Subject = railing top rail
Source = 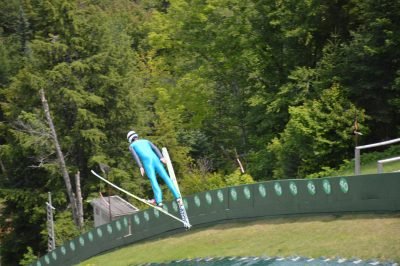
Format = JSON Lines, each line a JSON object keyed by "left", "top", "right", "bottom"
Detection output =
{"left": 377, "top": 156, "right": 400, "bottom": 164}
{"left": 356, "top": 138, "right": 400, "bottom": 150}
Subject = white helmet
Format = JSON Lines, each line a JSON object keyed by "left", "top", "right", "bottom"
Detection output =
{"left": 127, "top": 130, "right": 138, "bottom": 143}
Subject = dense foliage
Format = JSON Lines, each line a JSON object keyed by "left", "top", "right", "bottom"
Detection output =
{"left": 0, "top": 0, "right": 399, "bottom": 264}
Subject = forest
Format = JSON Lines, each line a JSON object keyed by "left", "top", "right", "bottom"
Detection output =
{"left": 0, "top": 0, "right": 399, "bottom": 264}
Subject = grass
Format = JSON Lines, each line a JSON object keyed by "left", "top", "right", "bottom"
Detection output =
{"left": 80, "top": 213, "right": 400, "bottom": 265}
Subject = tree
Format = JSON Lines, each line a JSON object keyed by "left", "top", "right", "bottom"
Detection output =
{"left": 334, "top": 0, "right": 400, "bottom": 141}
{"left": 268, "top": 84, "right": 366, "bottom": 178}
{"left": 0, "top": 0, "right": 153, "bottom": 262}
{"left": 147, "top": 0, "right": 261, "bottom": 173}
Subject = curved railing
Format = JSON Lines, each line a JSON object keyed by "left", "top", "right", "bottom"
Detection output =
{"left": 31, "top": 172, "right": 400, "bottom": 266}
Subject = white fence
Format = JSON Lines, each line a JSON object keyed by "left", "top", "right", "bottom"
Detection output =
{"left": 354, "top": 138, "right": 400, "bottom": 175}
{"left": 377, "top": 156, "right": 400, "bottom": 173}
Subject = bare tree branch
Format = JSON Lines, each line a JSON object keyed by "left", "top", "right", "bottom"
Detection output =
{"left": 13, "top": 119, "right": 52, "bottom": 139}
{"left": 197, "top": 157, "right": 213, "bottom": 176}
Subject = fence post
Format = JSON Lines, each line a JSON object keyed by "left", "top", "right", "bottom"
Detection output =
{"left": 46, "top": 192, "right": 56, "bottom": 252}
{"left": 355, "top": 148, "right": 361, "bottom": 175}
{"left": 377, "top": 162, "right": 383, "bottom": 173}
{"left": 377, "top": 156, "right": 400, "bottom": 174}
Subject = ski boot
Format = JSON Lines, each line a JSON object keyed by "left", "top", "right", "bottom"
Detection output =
{"left": 147, "top": 199, "right": 163, "bottom": 207}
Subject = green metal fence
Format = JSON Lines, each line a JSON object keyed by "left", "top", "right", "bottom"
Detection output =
{"left": 30, "top": 172, "right": 400, "bottom": 266}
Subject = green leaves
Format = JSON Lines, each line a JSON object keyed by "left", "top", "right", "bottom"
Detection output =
{"left": 269, "top": 85, "right": 366, "bottom": 178}
{"left": 80, "top": 128, "right": 106, "bottom": 143}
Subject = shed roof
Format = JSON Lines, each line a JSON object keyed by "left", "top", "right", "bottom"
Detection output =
{"left": 90, "top": 195, "right": 139, "bottom": 217}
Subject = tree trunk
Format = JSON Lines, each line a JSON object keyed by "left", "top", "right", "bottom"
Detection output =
{"left": 39, "top": 89, "right": 81, "bottom": 228}
{"left": 0, "top": 157, "right": 6, "bottom": 176}
{"left": 75, "top": 171, "right": 84, "bottom": 229}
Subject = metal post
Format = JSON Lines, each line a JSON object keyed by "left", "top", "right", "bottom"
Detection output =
{"left": 46, "top": 192, "right": 56, "bottom": 252}
{"left": 355, "top": 148, "right": 361, "bottom": 175}
{"left": 377, "top": 156, "right": 400, "bottom": 174}
{"left": 377, "top": 162, "right": 383, "bottom": 173}
{"left": 108, "top": 190, "right": 112, "bottom": 222}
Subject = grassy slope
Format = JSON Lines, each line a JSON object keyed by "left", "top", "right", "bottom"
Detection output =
{"left": 80, "top": 154, "right": 400, "bottom": 265}
{"left": 80, "top": 213, "right": 400, "bottom": 265}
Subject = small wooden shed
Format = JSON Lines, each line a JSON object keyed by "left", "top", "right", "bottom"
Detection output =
{"left": 90, "top": 195, "right": 139, "bottom": 227}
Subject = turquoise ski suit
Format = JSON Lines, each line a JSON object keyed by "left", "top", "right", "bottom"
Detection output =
{"left": 129, "top": 139, "right": 180, "bottom": 204}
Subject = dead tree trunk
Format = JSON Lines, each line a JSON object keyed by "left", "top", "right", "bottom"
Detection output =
{"left": 0, "top": 157, "right": 6, "bottom": 176}
{"left": 75, "top": 171, "right": 84, "bottom": 229}
{"left": 39, "top": 89, "right": 82, "bottom": 229}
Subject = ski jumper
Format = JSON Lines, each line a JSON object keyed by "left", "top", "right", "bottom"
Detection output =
{"left": 129, "top": 139, "right": 181, "bottom": 203}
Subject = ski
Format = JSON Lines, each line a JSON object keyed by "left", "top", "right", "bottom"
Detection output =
{"left": 91, "top": 170, "right": 189, "bottom": 228}
{"left": 176, "top": 198, "right": 191, "bottom": 230}
{"left": 162, "top": 148, "right": 191, "bottom": 229}
{"left": 161, "top": 147, "right": 180, "bottom": 193}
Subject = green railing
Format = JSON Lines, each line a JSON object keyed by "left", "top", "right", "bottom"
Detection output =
{"left": 31, "top": 172, "right": 400, "bottom": 266}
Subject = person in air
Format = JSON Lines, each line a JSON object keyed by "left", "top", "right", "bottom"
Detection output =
{"left": 127, "top": 130, "right": 181, "bottom": 207}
